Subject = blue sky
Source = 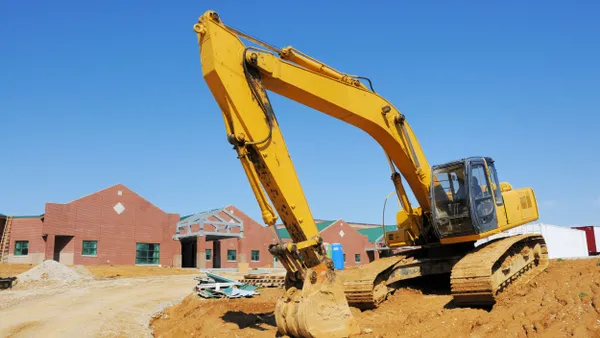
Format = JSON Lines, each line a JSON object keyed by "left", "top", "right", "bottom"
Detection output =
{"left": 1, "top": 1, "right": 599, "bottom": 227}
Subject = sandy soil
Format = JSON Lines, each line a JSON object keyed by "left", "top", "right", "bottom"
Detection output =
{"left": 151, "top": 257, "right": 600, "bottom": 338}
{"left": 0, "top": 264, "right": 35, "bottom": 277}
{"left": 0, "top": 263, "right": 199, "bottom": 279}
{"left": 85, "top": 265, "right": 200, "bottom": 279}
{"left": 0, "top": 273, "right": 201, "bottom": 337}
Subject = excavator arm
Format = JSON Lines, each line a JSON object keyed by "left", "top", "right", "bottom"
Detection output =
{"left": 196, "top": 11, "right": 432, "bottom": 256}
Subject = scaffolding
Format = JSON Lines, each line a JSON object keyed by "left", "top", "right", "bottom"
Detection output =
{"left": 173, "top": 207, "right": 244, "bottom": 241}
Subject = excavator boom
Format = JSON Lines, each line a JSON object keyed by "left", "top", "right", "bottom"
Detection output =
{"left": 196, "top": 11, "right": 432, "bottom": 244}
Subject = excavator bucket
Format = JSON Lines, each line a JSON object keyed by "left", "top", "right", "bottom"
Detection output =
{"left": 274, "top": 262, "right": 361, "bottom": 338}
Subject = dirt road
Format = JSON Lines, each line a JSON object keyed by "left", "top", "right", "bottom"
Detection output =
{"left": 0, "top": 274, "right": 199, "bottom": 338}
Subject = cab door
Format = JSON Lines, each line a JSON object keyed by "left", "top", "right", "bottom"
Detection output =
{"left": 468, "top": 159, "right": 498, "bottom": 233}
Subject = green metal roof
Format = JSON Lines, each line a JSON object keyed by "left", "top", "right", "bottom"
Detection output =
{"left": 0, "top": 214, "right": 44, "bottom": 219}
{"left": 14, "top": 214, "right": 44, "bottom": 219}
{"left": 316, "top": 220, "right": 336, "bottom": 232}
{"left": 276, "top": 220, "right": 336, "bottom": 240}
{"left": 357, "top": 225, "right": 397, "bottom": 242}
{"left": 180, "top": 214, "right": 193, "bottom": 221}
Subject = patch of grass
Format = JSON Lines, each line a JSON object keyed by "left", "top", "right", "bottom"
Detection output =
{"left": 557, "top": 258, "right": 564, "bottom": 262}
{"left": 579, "top": 292, "right": 588, "bottom": 298}
{"left": 596, "top": 261, "right": 600, "bottom": 267}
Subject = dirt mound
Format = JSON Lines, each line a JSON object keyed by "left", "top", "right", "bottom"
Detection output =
{"left": 356, "top": 258, "right": 600, "bottom": 337}
{"left": 151, "top": 257, "right": 600, "bottom": 338}
{"left": 151, "top": 289, "right": 280, "bottom": 338}
{"left": 14, "top": 260, "right": 90, "bottom": 288}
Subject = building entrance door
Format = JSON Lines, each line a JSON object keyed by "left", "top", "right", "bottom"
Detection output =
{"left": 181, "top": 237, "right": 197, "bottom": 268}
{"left": 53, "top": 235, "right": 74, "bottom": 265}
{"left": 212, "top": 241, "right": 221, "bottom": 268}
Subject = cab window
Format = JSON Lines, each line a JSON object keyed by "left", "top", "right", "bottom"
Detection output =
{"left": 470, "top": 164, "right": 495, "bottom": 219}
{"left": 487, "top": 162, "right": 504, "bottom": 206}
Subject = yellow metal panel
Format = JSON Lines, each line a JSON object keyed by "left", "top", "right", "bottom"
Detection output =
{"left": 502, "top": 190, "right": 522, "bottom": 225}
{"left": 495, "top": 202, "right": 508, "bottom": 228}
{"left": 385, "top": 229, "right": 413, "bottom": 247}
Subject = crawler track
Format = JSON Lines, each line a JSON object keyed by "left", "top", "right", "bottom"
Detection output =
{"left": 339, "top": 255, "right": 411, "bottom": 308}
{"left": 450, "top": 234, "right": 549, "bottom": 306}
{"left": 338, "top": 234, "right": 548, "bottom": 309}
{"left": 339, "top": 249, "right": 458, "bottom": 309}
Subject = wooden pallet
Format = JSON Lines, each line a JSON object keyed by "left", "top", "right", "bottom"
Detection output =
{"left": 243, "top": 274, "right": 285, "bottom": 280}
{"left": 239, "top": 276, "right": 285, "bottom": 288}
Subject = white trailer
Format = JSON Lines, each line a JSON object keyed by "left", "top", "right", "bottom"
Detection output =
{"left": 475, "top": 223, "right": 589, "bottom": 259}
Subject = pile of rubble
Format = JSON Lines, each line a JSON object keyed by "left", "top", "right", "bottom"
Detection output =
{"left": 14, "top": 260, "right": 92, "bottom": 288}
{"left": 195, "top": 272, "right": 259, "bottom": 299}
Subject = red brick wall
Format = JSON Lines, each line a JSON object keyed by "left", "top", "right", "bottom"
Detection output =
{"left": 8, "top": 217, "right": 46, "bottom": 264}
{"left": 228, "top": 205, "right": 279, "bottom": 268}
{"left": 42, "top": 184, "right": 180, "bottom": 266}
{"left": 218, "top": 237, "right": 240, "bottom": 269}
{"left": 196, "top": 236, "right": 212, "bottom": 269}
{"left": 320, "top": 220, "right": 371, "bottom": 267}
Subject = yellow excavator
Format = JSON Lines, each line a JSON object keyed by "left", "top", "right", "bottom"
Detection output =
{"left": 193, "top": 10, "right": 549, "bottom": 338}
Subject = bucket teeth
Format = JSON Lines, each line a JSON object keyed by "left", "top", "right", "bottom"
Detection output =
{"left": 275, "top": 263, "right": 361, "bottom": 338}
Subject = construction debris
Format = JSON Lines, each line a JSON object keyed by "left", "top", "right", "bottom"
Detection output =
{"left": 195, "top": 272, "right": 259, "bottom": 299}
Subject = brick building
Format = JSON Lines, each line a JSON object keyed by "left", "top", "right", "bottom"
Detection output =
{"left": 1, "top": 183, "right": 395, "bottom": 269}
{"left": 0, "top": 184, "right": 179, "bottom": 266}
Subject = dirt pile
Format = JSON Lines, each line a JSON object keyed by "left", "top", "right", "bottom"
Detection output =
{"left": 151, "top": 290, "right": 280, "bottom": 338}
{"left": 151, "top": 257, "right": 600, "bottom": 338}
{"left": 14, "top": 260, "right": 90, "bottom": 288}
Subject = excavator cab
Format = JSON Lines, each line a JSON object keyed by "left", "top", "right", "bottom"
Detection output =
{"left": 430, "top": 156, "right": 501, "bottom": 240}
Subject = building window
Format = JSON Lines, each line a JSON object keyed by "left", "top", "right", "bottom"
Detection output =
{"left": 82, "top": 240, "right": 97, "bottom": 256}
{"left": 355, "top": 254, "right": 361, "bottom": 263}
{"left": 227, "top": 249, "right": 237, "bottom": 261}
{"left": 205, "top": 249, "right": 212, "bottom": 261}
{"left": 343, "top": 254, "right": 346, "bottom": 262}
{"left": 14, "top": 241, "right": 28, "bottom": 256}
{"left": 251, "top": 250, "right": 260, "bottom": 262}
{"left": 136, "top": 243, "right": 160, "bottom": 265}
